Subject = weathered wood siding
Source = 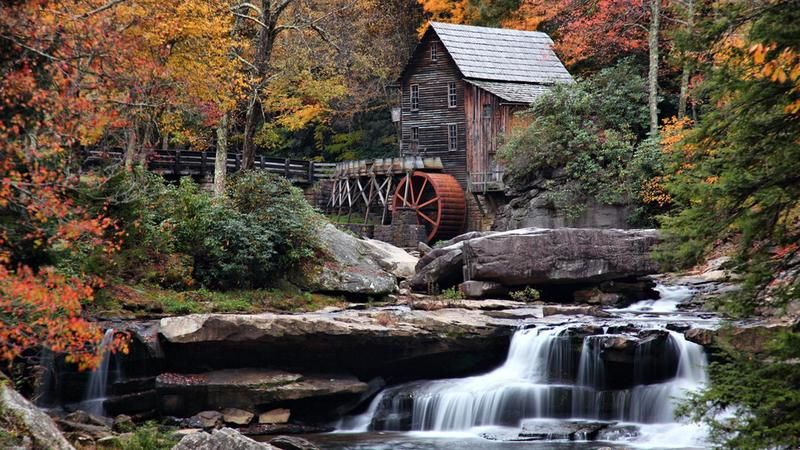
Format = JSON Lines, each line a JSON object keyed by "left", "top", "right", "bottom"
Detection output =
{"left": 400, "top": 30, "right": 468, "bottom": 187}
{"left": 464, "top": 85, "right": 530, "bottom": 180}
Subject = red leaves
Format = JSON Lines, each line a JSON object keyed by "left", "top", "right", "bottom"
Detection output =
{"left": 1, "top": 0, "right": 131, "bottom": 370}
{"left": 0, "top": 265, "right": 126, "bottom": 371}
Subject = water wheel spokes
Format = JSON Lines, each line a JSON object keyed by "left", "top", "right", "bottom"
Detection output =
{"left": 393, "top": 171, "right": 466, "bottom": 242}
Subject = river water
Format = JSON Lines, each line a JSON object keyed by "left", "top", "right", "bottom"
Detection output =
{"left": 329, "top": 285, "right": 715, "bottom": 449}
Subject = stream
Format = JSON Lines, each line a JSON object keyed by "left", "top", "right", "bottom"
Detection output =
{"left": 327, "top": 285, "right": 715, "bottom": 449}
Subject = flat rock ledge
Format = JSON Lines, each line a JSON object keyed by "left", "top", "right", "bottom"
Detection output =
{"left": 157, "top": 307, "right": 521, "bottom": 379}
{"left": 157, "top": 369, "right": 368, "bottom": 417}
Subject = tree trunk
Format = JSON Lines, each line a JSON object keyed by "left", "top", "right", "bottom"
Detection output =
{"left": 123, "top": 125, "right": 138, "bottom": 170}
{"left": 678, "top": 64, "right": 690, "bottom": 119}
{"left": 240, "top": 0, "right": 279, "bottom": 170}
{"left": 241, "top": 93, "right": 258, "bottom": 170}
{"left": 677, "top": 0, "right": 694, "bottom": 119}
{"left": 648, "top": 0, "right": 660, "bottom": 136}
{"left": 214, "top": 113, "right": 229, "bottom": 198}
{"left": 139, "top": 119, "right": 153, "bottom": 166}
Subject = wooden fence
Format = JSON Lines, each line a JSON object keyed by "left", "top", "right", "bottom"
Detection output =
{"left": 84, "top": 148, "right": 336, "bottom": 184}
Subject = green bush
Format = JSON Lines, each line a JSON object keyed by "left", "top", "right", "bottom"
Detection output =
{"left": 156, "top": 178, "right": 278, "bottom": 290}
{"left": 510, "top": 286, "right": 541, "bottom": 302}
{"left": 499, "top": 60, "right": 662, "bottom": 224}
{"left": 439, "top": 287, "right": 463, "bottom": 301}
{"left": 225, "top": 170, "right": 321, "bottom": 269}
{"left": 74, "top": 169, "right": 321, "bottom": 291}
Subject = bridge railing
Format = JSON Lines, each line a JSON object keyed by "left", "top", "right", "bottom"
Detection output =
{"left": 84, "top": 148, "right": 335, "bottom": 184}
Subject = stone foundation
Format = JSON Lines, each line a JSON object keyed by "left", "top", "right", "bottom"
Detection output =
{"left": 373, "top": 207, "right": 427, "bottom": 249}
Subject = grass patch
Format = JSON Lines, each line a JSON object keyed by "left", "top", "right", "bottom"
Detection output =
{"left": 89, "top": 284, "right": 346, "bottom": 317}
{"left": 325, "top": 213, "right": 378, "bottom": 226}
{"left": 117, "top": 421, "right": 179, "bottom": 450}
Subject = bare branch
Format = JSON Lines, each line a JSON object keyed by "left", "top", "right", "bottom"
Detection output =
{"left": 230, "top": 2, "right": 263, "bottom": 15}
{"left": 74, "top": 0, "right": 127, "bottom": 19}
{"left": 232, "top": 11, "right": 269, "bottom": 29}
{"left": 0, "top": 35, "right": 58, "bottom": 61}
{"left": 232, "top": 51, "right": 258, "bottom": 71}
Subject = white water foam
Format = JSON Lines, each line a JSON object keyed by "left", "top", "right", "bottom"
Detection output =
{"left": 339, "top": 321, "right": 710, "bottom": 448}
{"left": 80, "top": 328, "right": 115, "bottom": 416}
{"left": 616, "top": 284, "right": 693, "bottom": 313}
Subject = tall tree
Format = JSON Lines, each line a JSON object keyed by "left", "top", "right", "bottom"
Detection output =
{"left": 648, "top": 0, "right": 661, "bottom": 135}
{"left": 0, "top": 0, "right": 134, "bottom": 368}
{"left": 659, "top": 0, "right": 800, "bottom": 279}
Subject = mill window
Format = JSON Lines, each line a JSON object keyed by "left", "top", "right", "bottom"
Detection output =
{"left": 411, "top": 127, "right": 419, "bottom": 140}
{"left": 448, "top": 82, "right": 457, "bottom": 108}
{"left": 410, "top": 84, "right": 419, "bottom": 111}
{"left": 448, "top": 124, "right": 458, "bottom": 151}
{"left": 431, "top": 43, "right": 438, "bottom": 61}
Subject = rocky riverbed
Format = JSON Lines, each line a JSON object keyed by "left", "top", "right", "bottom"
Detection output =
{"left": 13, "top": 228, "right": 799, "bottom": 450}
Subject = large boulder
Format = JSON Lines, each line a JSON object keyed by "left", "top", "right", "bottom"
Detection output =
{"left": 269, "top": 435, "right": 321, "bottom": 450}
{"left": 172, "top": 427, "right": 276, "bottom": 450}
{"left": 0, "top": 375, "right": 75, "bottom": 450}
{"left": 462, "top": 228, "right": 660, "bottom": 286}
{"left": 409, "top": 244, "right": 464, "bottom": 292}
{"left": 294, "top": 224, "right": 416, "bottom": 296}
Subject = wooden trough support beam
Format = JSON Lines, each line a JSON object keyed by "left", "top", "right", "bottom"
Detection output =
{"left": 380, "top": 174, "right": 393, "bottom": 226}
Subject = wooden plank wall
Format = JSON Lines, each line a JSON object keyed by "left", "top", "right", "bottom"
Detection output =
{"left": 399, "top": 31, "right": 468, "bottom": 188}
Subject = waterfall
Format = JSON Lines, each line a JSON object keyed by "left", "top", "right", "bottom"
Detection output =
{"left": 81, "top": 328, "right": 115, "bottom": 416}
{"left": 342, "top": 325, "right": 708, "bottom": 434}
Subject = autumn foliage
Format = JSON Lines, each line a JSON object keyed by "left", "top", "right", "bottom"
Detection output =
{"left": 0, "top": 0, "right": 134, "bottom": 369}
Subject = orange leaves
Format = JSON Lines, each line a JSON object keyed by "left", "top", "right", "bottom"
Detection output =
{"left": 1, "top": 0, "right": 130, "bottom": 370}
{"left": 0, "top": 265, "right": 126, "bottom": 371}
{"left": 640, "top": 176, "right": 671, "bottom": 207}
{"left": 660, "top": 116, "right": 694, "bottom": 157}
{"left": 502, "top": 0, "right": 568, "bottom": 31}
{"left": 749, "top": 43, "right": 800, "bottom": 115}
{"left": 417, "top": 0, "right": 473, "bottom": 25}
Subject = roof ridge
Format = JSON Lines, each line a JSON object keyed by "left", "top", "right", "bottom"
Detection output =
{"left": 428, "top": 21, "right": 550, "bottom": 37}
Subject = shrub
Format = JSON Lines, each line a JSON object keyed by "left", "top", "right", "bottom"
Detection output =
{"left": 226, "top": 170, "right": 321, "bottom": 269}
{"left": 160, "top": 178, "right": 278, "bottom": 290}
{"left": 499, "top": 60, "right": 661, "bottom": 224}
{"left": 510, "top": 286, "right": 541, "bottom": 302}
{"left": 439, "top": 287, "right": 463, "bottom": 301}
{"left": 69, "top": 169, "right": 322, "bottom": 291}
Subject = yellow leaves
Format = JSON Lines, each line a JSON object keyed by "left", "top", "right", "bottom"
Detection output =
{"left": 660, "top": 116, "right": 694, "bottom": 156}
{"left": 748, "top": 44, "right": 800, "bottom": 115}
{"left": 640, "top": 177, "right": 671, "bottom": 208}
{"left": 264, "top": 71, "right": 347, "bottom": 131}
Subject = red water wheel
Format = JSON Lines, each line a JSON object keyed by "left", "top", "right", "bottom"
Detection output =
{"left": 392, "top": 172, "right": 466, "bottom": 242}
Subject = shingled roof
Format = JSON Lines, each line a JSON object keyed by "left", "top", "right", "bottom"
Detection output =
{"left": 463, "top": 79, "right": 553, "bottom": 104}
{"left": 429, "top": 21, "right": 573, "bottom": 85}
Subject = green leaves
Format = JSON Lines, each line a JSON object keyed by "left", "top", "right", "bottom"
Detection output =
{"left": 680, "top": 331, "right": 800, "bottom": 450}
{"left": 499, "top": 59, "right": 656, "bottom": 223}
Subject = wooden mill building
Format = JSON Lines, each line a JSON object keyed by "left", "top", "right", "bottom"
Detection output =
{"left": 398, "top": 21, "right": 573, "bottom": 229}
{"left": 327, "top": 22, "right": 573, "bottom": 244}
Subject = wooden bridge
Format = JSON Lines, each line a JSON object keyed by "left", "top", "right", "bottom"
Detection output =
{"left": 84, "top": 148, "right": 336, "bottom": 184}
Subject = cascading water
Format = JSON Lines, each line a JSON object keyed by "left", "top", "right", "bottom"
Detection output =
{"left": 80, "top": 328, "right": 116, "bottom": 416}
{"left": 340, "top": 315, "right": 710, "bottom": 447}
